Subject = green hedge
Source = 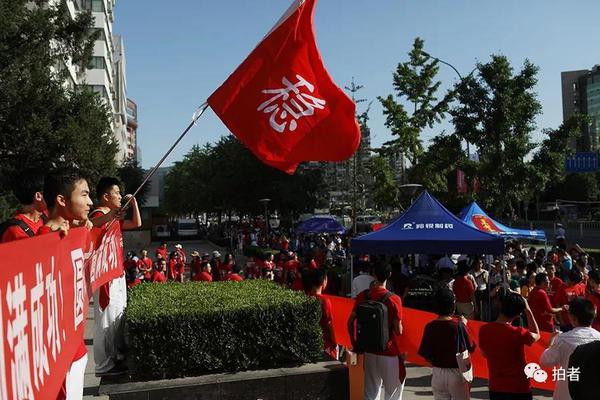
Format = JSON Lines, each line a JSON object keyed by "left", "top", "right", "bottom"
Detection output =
{"left": 124, "top": 280, "right": 323, "bottom": 380}
{"left": 242, "top": 246, "right": 281, "bottom": 260}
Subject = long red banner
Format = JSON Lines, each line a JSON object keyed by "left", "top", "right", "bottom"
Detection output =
{"left": 0, "top": 225, "right": 123, "bottom": 400}
{"left": 325, "top": 295, "right": 555, "bottom": 391}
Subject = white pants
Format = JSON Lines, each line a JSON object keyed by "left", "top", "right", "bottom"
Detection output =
{"left": 93, "top": 275, "right": 127, "bottom": 373}
{"left": 431, "top": 367, "right": 470, "bottom": 400}
{"left": 65, "top": 353, "right": 88, "bottom": 400}
{"left": 364, "top": 353, "right": 405, "bottom": 400}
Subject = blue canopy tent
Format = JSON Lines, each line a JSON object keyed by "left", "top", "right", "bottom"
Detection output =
{"left": 296, "top": 216, "right": 346, "bottom": 234}
{"left": 459, "top": 201, "right": 546, "bottom": 241}
{"left": 351, "top": 191, "right": 504, "bottom": 255}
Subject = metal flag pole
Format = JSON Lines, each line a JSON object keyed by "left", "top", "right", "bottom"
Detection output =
{"left": 120, "top": 101, "right": 209, "bottom": 211}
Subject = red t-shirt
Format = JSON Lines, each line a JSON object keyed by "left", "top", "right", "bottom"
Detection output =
{"left": 285, "top": 259, "right": 300, "bottom": 272}
{"left": 555, "top": 282, "right": 586, "bottom": 325}
{"left": 453, "top": 276, "right": 475, "bottom": 303}
{"left": 151, "top": 271, "right": 167, "bottom": 283}
{"left": 190, "top": 259, "right": 203, "bottom": 279}
{"left": 549, "top": 276, "right": 564, "bottom": 306}
{"left": 587, "top": 290, "right": 600, "bottom": 331}
{"left": 138, "top": 257, "right": 153, "bottom": 280}
{"left": 155, "top": 247, "right": 167, "bottom": 260}
{"left": 479, "top": 322, "right": 536, "bottom": 393}
{"left": 418, "top": 319, "right": 475, "bottom": 368}
{"left": 1, "top": 213, "right": 43, "bottom": 243}
{"left": 195, "top": 271, "right": 213, "bottom": 282}
{"left": 224, "top": 273, "right": 243, "bottom": 282}
{"left": 313, "top": 293, "right": 336, "bottom": 352}
{"left": 353, "top": 286, "right": 403, "bottom": 356}
{"left": 528, "top": 287, "right": 554, "bottom": 332}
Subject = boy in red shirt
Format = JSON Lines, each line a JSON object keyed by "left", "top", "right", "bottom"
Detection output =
{"left": 1, "top": 175, "right": 47, "bottom": 242}
{"left": 137, "top": 249, "right": 153, "bottom": 281}
{"left": 224, "top": 264, "right": 244, "bottom": 281}
{"left": 453, "top": 264, "right": 475, "bottom": 319}
{"left": 38, "top": 171, "right": 93, "bottom": 400}
{"left": 544, "top": 262, "right": 563, "bottom": 306}
{"left": 586, "top": 270, "right": 600, "bottom": 331}
{"left": 152, "top": 260, "right": 168, "bottom": 283}
{"left": 528, "top": 273, "right": 566, "bottom": 332}
{"left": 347, "top": 262, "right": 404, "bottom": 400}
{"left": 193, "top": 262, "right": 213, "bottom": 282}
{"left": 90, "top": 177, "right": 141, "bottom": 378}
{"left": 155, "top": 242, "right": 168, "bottom": 260}
{"left": 308, "top": 269, "right": 337, "bottom": 359}
{"left": 555, "top": 269, "right": 586, "bottom": 330}
{"left": 479, "top": 292, "right": 540, "bottom": 400}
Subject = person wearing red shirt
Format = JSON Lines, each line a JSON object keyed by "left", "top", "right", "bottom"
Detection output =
{"left": 586, "top": 270, "right": 600, "bottom": 331}
{"left": 263, "top": 253, "right": 275, "bottom": 280}
{"left": 152, "top": 260, "right": 168, "bottom": 283}
{"left": 479, "top": 292, "right": 540, "bottom": 400}
{"left": 309, "top": 269, "right": 337, "bottom": 359}
{"left": 418, "top": 288, "right": 475, "bottom": 400}
{"left": 137, "top": 249, "right": 153, "bottom": 281}
{"left": 347, "top": 263, "right": 404, "bottom": 400}
{"left": 167, "top": 251, "right": 185, "bottom": 282}
{"left": 544, "top": 262, "right": 563, "bottom": 306}
{"left": 224, "top": 264, "right": 244, "bottom": 282}
{"left": 189, "top": 251, "right": 203, "bottom": 280}
{"left": 528, "top": 273, "right": 566, "bottom": 332}
{"left": 0, "top": 175, "right": 47, "bottom": 243}
{"left": 90, "top": 177, "right": 141, "bottom": 378}
{"left": 283, "top": 253, "right": 300, "bottom": 287}
{"left": 555, "top": 269, "right": 586, "bottom": 330}
{"left": 211, "top": 251, "right": 223, "bottom": 281}
{"left": 155, "top": 242, "right": 168, "bottom": 260}
{"left": 280, "top": 234, "right": 290, "bottom": 251}
{"left": 38, "top": 171, "right": 93, "bottom": 400}
{"left": 453, "top": 265, "right": 475, "bottom": 319}
{"left": 193, "top": 262, "right": 213, "bottom": 282}
{"left": 308, "top": 258, "right": 319, "bottom": 271}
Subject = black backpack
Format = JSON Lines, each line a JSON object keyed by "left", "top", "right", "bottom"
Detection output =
{"left": 354, "top": 289, "right": 394, "bottom": 353}
{"left": 0, "top": 218, "right": 36, "bottom": 240}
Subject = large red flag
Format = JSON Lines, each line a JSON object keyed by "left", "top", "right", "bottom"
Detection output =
{"left": 208, "top": 0, "right": 361, "bottom": 174}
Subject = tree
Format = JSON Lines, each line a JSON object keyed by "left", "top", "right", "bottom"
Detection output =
{"left": 118, "top": 157, "right": 151, "bottom": 206}
{"left": 0, "top": 0, "right": 117, "bottom": 215}
{"left": 451, "top": 55, "right": 541, "bottom": 216}
{"left": 378, "top": 38, "right": 454, "bottom": 166}
{"left": 368, "top": 156, "right": 398, "bottom": 212}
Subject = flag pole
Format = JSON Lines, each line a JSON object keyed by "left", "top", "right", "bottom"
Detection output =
{"left": 120, "top": 101, "right": 209, "bottom": 211}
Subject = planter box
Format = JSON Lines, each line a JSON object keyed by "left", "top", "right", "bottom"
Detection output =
{"left": 99, "top": 360, "right": 348, "bottom": 400}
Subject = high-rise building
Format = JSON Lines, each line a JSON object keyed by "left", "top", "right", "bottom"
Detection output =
{"left": 52, "top": 0, "right": 133, "bottom": 163}
{"left": 561, "top": 66, "right": 600, "bottom": 151}
{"left": 126, "top": 98, "right": 138, "bottom": 160}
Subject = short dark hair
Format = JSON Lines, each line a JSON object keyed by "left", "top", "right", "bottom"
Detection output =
{"left": 12, "top": 174, "right": 45, "bottom": 205}
{"left": 568, "top": 269, "right": 583, "bottom": 284}
{"left": 309, "top": 269, "right": 328, "bottom": 289}
{"left": 568, "top": 298, "right": 595, "bottom": 327}
{"left": 535, "top": 272, "right": 548, "bottom": 286}
{"left": 433, "top": 288, "right": 455, "bottom": 316}
{"left": 373, "top": 262, "right": 392, "bottom": 282}
{"left": 43, "top": 170, "right": 87, "bottom": 209}
{"left": 232, "top": 264, "right": 242, "bottom": 274}
{"left": 96, "top": 177, "right": 121, "bottom": 199}
{"left": 500, "top": 292, "right": 526, "bottom": 319}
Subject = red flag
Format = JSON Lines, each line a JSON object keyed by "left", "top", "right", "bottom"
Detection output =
{"left": 208, "top": 0, "right": 360, "bottom": 174}
{"left": 456, "top": 169, "right": 467, "bottom": 193}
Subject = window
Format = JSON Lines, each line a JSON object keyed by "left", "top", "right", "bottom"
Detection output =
{"left": 87, "top": 85, "right": 109, "bottom": 102}
{"left": 88, "top": 56, "right": 105, "bottom": 70}
{"left": 89, "top": 28, "right": 106, "bottom": 42}
{"left": 82, "top": 0, "right": 104, "bottom": 12}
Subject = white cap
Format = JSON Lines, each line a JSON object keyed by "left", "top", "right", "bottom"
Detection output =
{"left": 175, "top": 244, "right": 182, "bottom": 249}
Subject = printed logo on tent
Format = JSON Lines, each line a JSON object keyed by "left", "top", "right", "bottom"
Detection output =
{"left": 471, "top": 215, "right": 501, "bottom": 233}
{"left": 402, "top": 222, "right": 454, "bottom": 230}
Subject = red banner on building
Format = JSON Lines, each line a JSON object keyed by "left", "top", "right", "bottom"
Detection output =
{"left": 325, "top": 295, "right": 555, "bottom": 391}
{"left": 0, "top": 225, "right": 123, "bottom": 400}
{"left": 457, "top": 170, "right": 467, "bottom": 193}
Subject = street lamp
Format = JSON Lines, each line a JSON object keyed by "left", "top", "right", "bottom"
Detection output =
{"left": 258, "top": 198, "right": 271, "bottom": 235}
{"left": 422, "top": 51, "right": 475, "bottom": 157}
{"left": 399, "top": 183, "right": 424, "bottom": 205}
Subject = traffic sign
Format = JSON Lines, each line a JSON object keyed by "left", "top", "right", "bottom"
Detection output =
{"left": 565, "top": 152, "right": 598, "bottom": 172}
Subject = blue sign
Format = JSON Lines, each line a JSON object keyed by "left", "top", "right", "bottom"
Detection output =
{"left": 565, "top": 152, "right": 598, "bottom": 172}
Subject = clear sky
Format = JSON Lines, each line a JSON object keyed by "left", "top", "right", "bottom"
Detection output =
{"left": 114, "top": 0, "right": 600, "bottom": 169}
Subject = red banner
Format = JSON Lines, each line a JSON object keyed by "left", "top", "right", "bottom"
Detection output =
{"left": 325, "top": 295, "right": 555, "bottom": 391}
{"left": 457, "top": 170, "right": 467, "bottom": 193}
{"left": 0, "top": 225, "right": 123, "bottom": 400}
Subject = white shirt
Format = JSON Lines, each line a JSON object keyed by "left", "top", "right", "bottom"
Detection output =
{"left": 435, "top": 256, "right": 455, "bottom": 270}
{"left": 540, "top": 327, "right": 600, "bottom": 400}
{"left": 351, "top": 273, "right": 375, "bottom": 298}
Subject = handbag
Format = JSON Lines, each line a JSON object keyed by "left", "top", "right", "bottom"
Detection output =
{"left": 455, "top": 321, "right": 473, "bottom": 383}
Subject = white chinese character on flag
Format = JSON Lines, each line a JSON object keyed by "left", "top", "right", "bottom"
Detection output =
{"left": 71, "top": 249, "right": 86, "bottom": 329}
{"left": 257, "top": 74, "right": 326, "bottom": 133}
{"left": 46, "top": 261, "right": 62, "bottom": 361}
{"left": 6, "top": 273, "right": 34, "bottom": 400}
{"left": 31, "top": 264, "right": 49, "bottom": 389}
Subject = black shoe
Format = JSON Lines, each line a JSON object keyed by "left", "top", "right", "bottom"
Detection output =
{"left": 95, "top": 363, "right": 128, "bottom": 377}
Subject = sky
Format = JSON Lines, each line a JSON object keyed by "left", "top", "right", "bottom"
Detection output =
{"left": 113, "top": 0, "right": 600, "bottom": 169}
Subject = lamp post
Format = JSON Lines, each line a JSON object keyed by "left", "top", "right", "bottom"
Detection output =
{"left": 258, "top": 198, "right": 271, "bottom": 235}
{"left": 422, "top": 51, "right": 474, "bottom": 157}
{"left": 399, "top": 183, "right": 424, "bottom": 205}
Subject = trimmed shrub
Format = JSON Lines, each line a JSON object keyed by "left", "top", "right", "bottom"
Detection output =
{"left": 124, "top": 280, "right": 323, "bottom": 380}
{"left": 242, "top": 245, "right": 281, "bottom": 260}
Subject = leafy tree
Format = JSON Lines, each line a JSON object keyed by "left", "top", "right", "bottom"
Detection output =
{"left": 451, "top": 55, "right": 541, "bottom": 215}
{"left": 368, "top": 156, "right": 398, "bottom": 212}
{"left": 118, "top": 157, "right": 151, "bottom": 206}
{"left": 378, "top": 38, "right": 454, "bottom": 166}
{"left": 0, "top": 0, "right": 117, "bottom": 215}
